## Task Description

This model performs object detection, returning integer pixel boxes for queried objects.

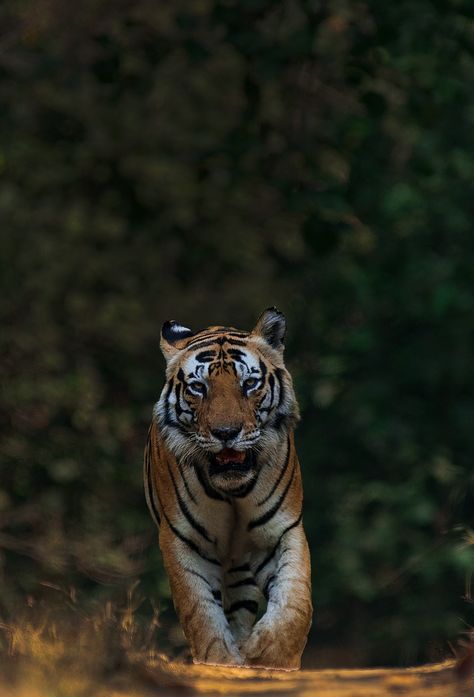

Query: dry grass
[1,587,473,697]
[0,583,190,697]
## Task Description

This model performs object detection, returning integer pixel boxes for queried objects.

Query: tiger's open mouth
[209,448,255,476]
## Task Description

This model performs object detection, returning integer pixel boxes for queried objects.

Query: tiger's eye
[189,381,206,395]
[244,377,258,391]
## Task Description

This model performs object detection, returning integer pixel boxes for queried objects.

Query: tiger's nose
[211,425,241,443]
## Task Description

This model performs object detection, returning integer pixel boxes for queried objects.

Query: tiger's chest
[181,470,286,563]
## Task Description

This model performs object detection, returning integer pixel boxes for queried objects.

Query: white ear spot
[171,324,192,336]
[162,320,194,344]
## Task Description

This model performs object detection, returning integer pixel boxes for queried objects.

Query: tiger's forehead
[180,330,263,379]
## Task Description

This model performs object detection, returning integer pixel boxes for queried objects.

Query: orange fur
[144,309,312,669]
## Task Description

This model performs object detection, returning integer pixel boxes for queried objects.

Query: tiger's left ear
[251,307,286,352]
[160,320,195,362]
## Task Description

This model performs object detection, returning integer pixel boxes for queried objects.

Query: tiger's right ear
[160,320,195,362]
[251,307,286,353]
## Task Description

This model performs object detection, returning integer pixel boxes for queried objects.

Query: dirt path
[2,599,473,696]
[2,639,473,697]
[3,658,473,697]
[122,658,473,697]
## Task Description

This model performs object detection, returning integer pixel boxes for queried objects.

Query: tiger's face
[155,308,299,494]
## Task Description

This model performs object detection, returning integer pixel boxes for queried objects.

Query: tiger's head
[155,308,299,495]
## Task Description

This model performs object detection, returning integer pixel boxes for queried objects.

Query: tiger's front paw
[240,619,301,671]
[193,636,244,667]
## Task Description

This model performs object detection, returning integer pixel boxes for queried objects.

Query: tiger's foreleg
[224,565,262,645]
[242,526,312,670]
[159,527,244,666]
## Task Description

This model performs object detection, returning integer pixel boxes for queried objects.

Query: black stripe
[174,381,183,416]
[185,330,249,348]
[229,563,250,573]
[228,350,250,372]
[160,410,188,434]
[204,637,220,661]
[165,379,174,400]
[195,466,231,503]
[227,600,258,615]
[275,368,285,407]
[248,457,296,530]
[255,548,277,576]
[268,373,275,407]
[221,331,249,337]
[254,512,303,575]
[161,380,176,431]
[263,574,275,600]
[144,428,161,527]
[272,412,287,430]
[182,600,199,626]
[227,349,245,359]
[203,598,221,608]
[184,567,210,585]
[184,568,222,605]
[185,338,223,352]
[228,578,257,589]
[278,560,292,573]
[186,332,220,346]
[174,381,193,420]
[158,496,220,566]
[145,465,161,526]
[229,360,239,376]
[186,337,249,352]
[177,460,196,504]
[196,351,216,362]
[226,472,259,498]
[257,436,291,507]
[167,462,212,542]
[218,337,249,347]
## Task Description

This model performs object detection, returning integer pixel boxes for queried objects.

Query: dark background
[1,0,473,668]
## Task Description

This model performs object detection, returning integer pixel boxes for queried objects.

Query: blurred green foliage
[0,0,473,667]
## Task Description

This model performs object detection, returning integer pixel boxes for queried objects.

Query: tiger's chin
[207,449,257,495]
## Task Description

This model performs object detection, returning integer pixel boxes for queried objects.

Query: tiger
[144,307,312,670]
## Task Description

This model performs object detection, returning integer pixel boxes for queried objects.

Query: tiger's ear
[251,307,286,352]
[160,320,194,362]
